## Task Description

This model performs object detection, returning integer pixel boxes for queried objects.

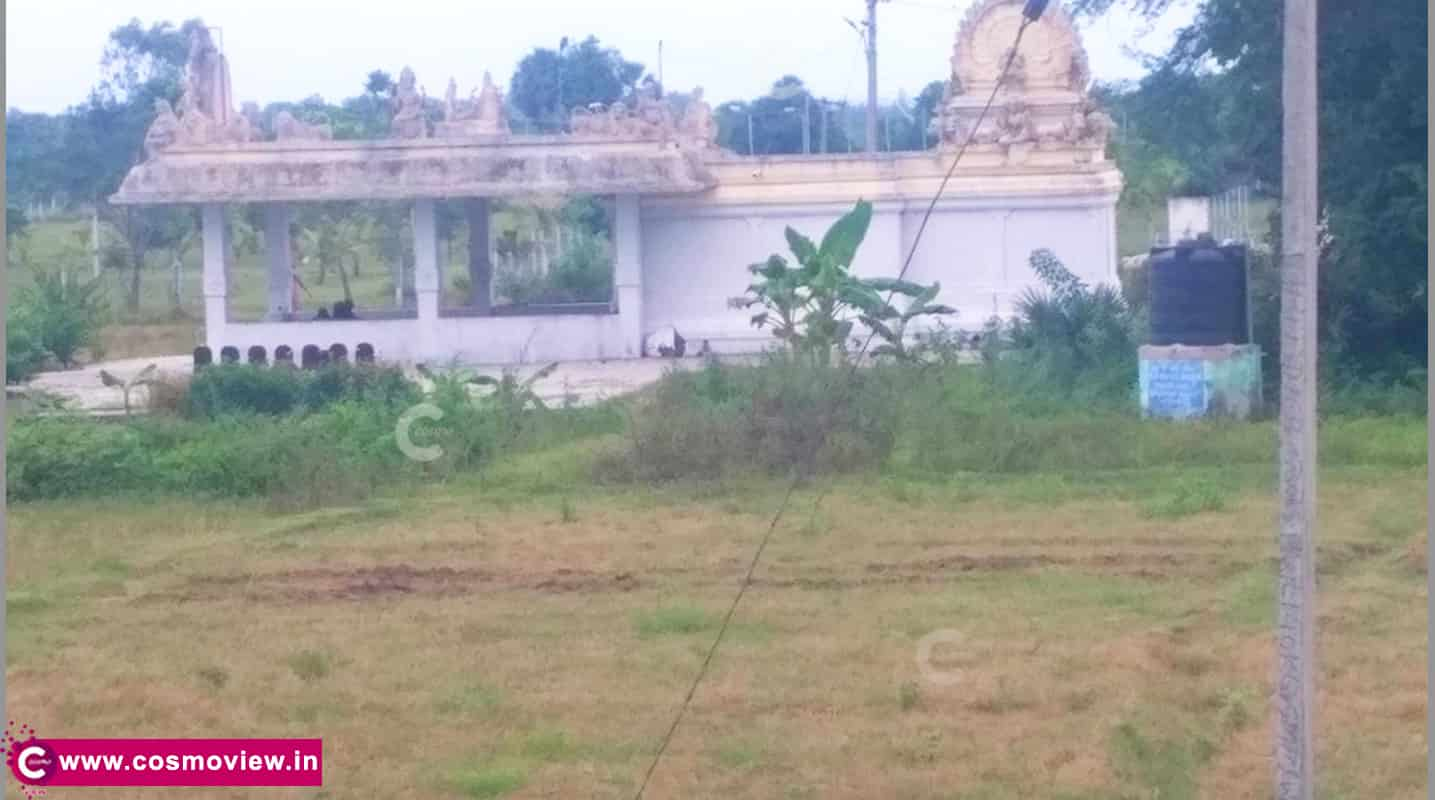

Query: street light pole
[803,95,812,155]
[864,0,879,153]
[820,102,829,154]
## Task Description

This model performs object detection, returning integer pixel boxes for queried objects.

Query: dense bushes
[597,355,899,482]
[6,362,623,505]
[6,269,110,381]
[183,364,418,418]
[8,354,1424,504]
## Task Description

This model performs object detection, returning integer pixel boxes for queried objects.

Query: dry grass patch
[6,464,1426,798]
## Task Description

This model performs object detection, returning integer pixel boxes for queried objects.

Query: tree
[1092,0,1427,381]
[714,76,853,156]
[508,36,645,130]
[5,111,70,209]
[61,18,206,313]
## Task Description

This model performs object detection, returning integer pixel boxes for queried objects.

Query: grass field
[7,430,1426,799]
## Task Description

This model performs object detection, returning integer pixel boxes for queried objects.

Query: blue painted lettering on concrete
[1143,360,1207,419]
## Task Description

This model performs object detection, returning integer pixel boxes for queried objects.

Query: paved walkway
[20,355,711,415]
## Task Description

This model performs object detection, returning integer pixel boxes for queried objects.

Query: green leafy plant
[861,281,957,361]
[730,200,952,363]
[22,269,109,367]
[6,302,48,383]
[184,364,417,419]
[988,248,1138,404]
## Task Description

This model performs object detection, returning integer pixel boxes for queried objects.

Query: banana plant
[859,280,957,361]
[730,200,953,363]
[99,363,158,416]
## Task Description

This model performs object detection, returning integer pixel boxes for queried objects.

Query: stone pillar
[201,204,229,353]
[412,199,442,361]
[264,204,294,320]
[464,198,493,313]
[613,194,644,358]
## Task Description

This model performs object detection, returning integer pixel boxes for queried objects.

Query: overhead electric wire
[630,10,1039,798]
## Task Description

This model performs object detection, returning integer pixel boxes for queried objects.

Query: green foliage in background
[15,269,110,369]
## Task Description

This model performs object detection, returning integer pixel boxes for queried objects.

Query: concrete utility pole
[864,0,879,153]
[1276,0,1318,796]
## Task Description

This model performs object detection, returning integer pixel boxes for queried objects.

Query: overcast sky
[7,0,1193,114]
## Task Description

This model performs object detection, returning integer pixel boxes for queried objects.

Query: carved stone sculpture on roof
[143,99,182,159]
[995,100,1035,146]
[175,88,216,146]
[436,71,508,137]
[1065,99,1114,149]
[632,82,673,139]
[933,0,1113,161]
[444,78,460,121]
[473,72,508,132]
[186,27,233,125]
[1068,48,1091,92]
[678,87,717,147]
[949,0,1087,96]
[390,67,428,139]
[998,48,1027,92]
[274,110,333,141]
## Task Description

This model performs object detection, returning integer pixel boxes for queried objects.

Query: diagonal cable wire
[631,480,797,799]
[631,16,1036,800]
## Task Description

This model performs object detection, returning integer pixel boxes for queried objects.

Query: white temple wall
[640,191,1118,351]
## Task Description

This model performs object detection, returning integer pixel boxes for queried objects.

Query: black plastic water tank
[1148,241,1248,346]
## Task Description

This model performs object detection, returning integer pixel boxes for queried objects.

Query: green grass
[1108,720,1213,800]
[434,683,505,718]
[1139,478,1229,518]
[448,764,528,799]
[287,650,332,682]
[634,604,717,638]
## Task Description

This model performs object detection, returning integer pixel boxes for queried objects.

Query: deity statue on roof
[679,87,716,147]
[390,67,428,139]
[473,72,508,132]
[185,26,234,126]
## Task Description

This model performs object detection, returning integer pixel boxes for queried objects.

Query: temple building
[110,0,1121,366]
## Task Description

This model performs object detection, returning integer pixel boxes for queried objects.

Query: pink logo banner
[9,738,322,788]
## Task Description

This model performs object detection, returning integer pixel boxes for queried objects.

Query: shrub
[6,302,48,383]
[599,354,899,482]
[6,418,153,499]
[984,249,1139,408]
[20,269,109,367]
[183,364,418,419]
